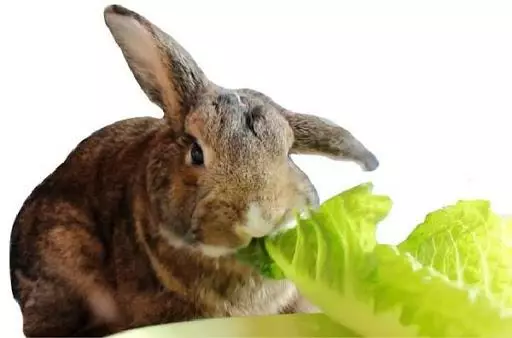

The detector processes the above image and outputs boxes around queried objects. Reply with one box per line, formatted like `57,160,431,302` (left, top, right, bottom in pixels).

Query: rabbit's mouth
237,209,309,252
270,209,311,235
241,205,310,239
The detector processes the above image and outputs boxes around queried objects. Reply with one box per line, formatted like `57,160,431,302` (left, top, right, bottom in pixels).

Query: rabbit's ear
104,5,208,131
283,112,379,171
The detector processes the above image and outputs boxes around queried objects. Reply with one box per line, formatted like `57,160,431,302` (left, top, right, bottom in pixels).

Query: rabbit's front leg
118,290,205,330
15,224,125,337
15,272,88,337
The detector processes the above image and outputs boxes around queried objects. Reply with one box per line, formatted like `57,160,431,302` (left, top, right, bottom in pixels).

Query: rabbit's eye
190,141,204,166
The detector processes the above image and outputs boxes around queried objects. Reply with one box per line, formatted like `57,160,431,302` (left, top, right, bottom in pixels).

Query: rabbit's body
11,117,301,336
10,5,379,337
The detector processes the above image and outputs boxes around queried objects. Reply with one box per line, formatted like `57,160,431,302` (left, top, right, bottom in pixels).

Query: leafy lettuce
236,183,512,337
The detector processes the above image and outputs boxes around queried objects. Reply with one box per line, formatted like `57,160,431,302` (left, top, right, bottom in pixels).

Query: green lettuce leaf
398,200,512,308
237,182,512,337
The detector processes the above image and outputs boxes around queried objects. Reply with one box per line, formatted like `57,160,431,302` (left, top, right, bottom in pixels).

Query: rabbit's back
9,116,167,303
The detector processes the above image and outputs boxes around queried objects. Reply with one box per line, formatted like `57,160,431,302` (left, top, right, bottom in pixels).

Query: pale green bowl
108,313,356,337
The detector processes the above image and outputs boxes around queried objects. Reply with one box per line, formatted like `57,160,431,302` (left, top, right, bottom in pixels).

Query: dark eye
190,141,204,166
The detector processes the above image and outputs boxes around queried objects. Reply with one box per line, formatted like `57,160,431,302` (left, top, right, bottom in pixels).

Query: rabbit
9,4,379,337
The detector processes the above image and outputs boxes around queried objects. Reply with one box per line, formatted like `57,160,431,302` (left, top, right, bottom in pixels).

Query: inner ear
104,5,209,131
105,10,177,109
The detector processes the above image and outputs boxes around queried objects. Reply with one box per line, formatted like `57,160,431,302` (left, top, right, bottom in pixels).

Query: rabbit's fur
9,4,379,337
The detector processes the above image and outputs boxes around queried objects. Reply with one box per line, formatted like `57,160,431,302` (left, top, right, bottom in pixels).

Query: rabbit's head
104,5,379,257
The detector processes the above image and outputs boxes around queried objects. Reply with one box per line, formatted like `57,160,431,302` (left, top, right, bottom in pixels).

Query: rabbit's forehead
210,112,290,157
187,93,293,156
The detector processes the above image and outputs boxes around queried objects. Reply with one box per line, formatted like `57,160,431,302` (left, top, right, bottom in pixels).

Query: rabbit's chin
193,211,308,258
159,228,240,258
162,206,312,259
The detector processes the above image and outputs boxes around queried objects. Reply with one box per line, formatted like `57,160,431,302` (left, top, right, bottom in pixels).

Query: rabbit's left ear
283,111,379,171
238,89,379,171
104,5,208,132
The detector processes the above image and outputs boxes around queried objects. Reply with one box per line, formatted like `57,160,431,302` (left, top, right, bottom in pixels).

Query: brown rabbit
9,4,379,337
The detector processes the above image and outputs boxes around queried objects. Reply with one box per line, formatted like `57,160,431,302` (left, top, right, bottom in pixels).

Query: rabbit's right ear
104,5,208,131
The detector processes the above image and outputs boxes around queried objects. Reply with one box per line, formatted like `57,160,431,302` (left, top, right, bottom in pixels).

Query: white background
1,1,511,336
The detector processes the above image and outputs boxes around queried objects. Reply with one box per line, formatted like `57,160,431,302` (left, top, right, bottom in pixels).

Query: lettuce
236,183,512,337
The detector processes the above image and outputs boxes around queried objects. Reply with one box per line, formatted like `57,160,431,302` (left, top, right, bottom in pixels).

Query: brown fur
9,4,380,337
